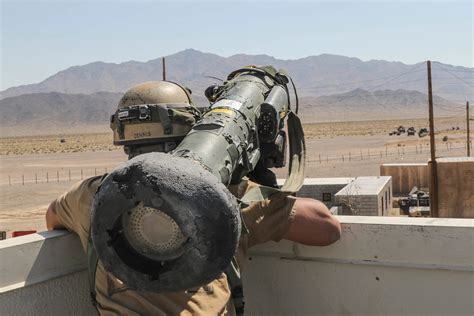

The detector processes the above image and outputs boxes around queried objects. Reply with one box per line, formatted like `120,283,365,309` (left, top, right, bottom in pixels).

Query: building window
322,193,332,202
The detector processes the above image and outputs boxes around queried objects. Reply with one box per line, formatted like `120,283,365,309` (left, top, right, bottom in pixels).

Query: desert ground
0,116,468,237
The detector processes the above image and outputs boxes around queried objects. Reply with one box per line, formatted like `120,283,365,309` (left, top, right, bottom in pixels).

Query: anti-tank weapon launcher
91,65,305,292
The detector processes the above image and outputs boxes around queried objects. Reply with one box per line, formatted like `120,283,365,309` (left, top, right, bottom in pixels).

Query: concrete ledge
0,230,86,293
1,217,473,315
250,216,474,272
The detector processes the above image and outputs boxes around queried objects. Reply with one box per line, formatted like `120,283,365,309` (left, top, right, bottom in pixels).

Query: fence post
360,151,363,160
349,152,351,161
9,175,11,186
69,169,71,181
46,172,49,183
319,154,321,164
386,147,388,156
57,170,59,182
342,155,344,162
22,175,24,186
81,169,83,180
402,147,405,155
35,173,38,184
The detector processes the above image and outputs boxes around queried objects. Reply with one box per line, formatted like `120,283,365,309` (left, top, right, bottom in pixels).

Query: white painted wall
1,217,473,316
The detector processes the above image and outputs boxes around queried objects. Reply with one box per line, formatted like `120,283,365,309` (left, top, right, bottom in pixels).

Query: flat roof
437,157,474,163
381,163,428,166
335,176,391,196
277,177,354,186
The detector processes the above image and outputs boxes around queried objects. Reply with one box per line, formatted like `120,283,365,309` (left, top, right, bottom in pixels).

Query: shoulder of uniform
75,175,106,197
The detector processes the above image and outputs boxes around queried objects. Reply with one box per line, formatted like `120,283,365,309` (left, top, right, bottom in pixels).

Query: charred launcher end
91,152,241,292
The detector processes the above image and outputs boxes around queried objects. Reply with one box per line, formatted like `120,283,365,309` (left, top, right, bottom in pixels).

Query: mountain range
1,49,471,136
2,49,473,102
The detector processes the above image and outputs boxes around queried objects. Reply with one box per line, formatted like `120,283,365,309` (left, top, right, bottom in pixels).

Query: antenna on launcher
162,57,166,81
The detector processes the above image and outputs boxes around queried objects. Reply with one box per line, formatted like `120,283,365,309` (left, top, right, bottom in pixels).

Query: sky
1,0,473,90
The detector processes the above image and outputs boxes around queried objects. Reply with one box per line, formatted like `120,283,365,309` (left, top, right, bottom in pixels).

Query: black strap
87,234,99,307
156,106,173,135
224,257,245,316
87,174,107,308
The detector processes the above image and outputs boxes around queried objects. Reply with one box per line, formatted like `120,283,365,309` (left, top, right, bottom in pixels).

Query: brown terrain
0,116,468,237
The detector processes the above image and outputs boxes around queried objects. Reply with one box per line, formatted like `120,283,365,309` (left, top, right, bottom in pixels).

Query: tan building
380,163,428,196
334,176,392,216
436,157,474,218
283,177,354,209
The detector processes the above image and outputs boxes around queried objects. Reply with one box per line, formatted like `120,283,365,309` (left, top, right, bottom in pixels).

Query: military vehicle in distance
418,128,429,138
398,186,430,216
407,127,416,136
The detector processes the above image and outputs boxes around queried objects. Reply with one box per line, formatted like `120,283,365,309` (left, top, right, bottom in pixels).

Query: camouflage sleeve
51,175,103,250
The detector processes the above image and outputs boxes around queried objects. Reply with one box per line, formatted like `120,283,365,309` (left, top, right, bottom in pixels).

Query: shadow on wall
25,231,87,286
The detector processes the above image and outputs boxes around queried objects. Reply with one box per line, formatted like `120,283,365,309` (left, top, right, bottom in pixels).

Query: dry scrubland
0,116,468,236
0,132,116,156
1,117,466,155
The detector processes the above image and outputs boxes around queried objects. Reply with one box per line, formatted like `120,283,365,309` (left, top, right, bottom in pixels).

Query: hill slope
299,89,459,122
0,92,122,135
0,89,460,136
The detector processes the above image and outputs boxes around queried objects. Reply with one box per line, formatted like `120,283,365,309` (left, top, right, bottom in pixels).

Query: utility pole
162,57,166,81
427,61,438,217
467,101,471,157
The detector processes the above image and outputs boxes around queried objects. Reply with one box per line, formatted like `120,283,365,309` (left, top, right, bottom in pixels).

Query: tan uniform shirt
52,175,295,316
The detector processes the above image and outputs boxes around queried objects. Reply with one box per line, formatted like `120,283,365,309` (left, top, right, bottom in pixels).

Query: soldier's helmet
110,81,201,157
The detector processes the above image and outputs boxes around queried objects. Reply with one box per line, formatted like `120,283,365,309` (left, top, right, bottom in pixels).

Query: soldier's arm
241,191,341,248
45,201,66,230
45,176,102,233
284,197,341,246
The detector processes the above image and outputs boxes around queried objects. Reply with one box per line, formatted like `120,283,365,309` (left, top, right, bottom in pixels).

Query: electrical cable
433,62,474,88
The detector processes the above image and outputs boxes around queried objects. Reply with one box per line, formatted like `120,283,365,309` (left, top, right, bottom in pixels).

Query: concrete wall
436,157,474,218
379,178,393,216
0,231,96,315
293,178,354,208
335,195,379,216
380,163,428,196
1,217,473,316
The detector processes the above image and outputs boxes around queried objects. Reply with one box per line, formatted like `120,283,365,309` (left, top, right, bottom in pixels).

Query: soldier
45,81,341,315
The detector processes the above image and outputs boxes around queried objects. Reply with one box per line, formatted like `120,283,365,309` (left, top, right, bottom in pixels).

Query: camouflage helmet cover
111,81,199,152
117,81,192,108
